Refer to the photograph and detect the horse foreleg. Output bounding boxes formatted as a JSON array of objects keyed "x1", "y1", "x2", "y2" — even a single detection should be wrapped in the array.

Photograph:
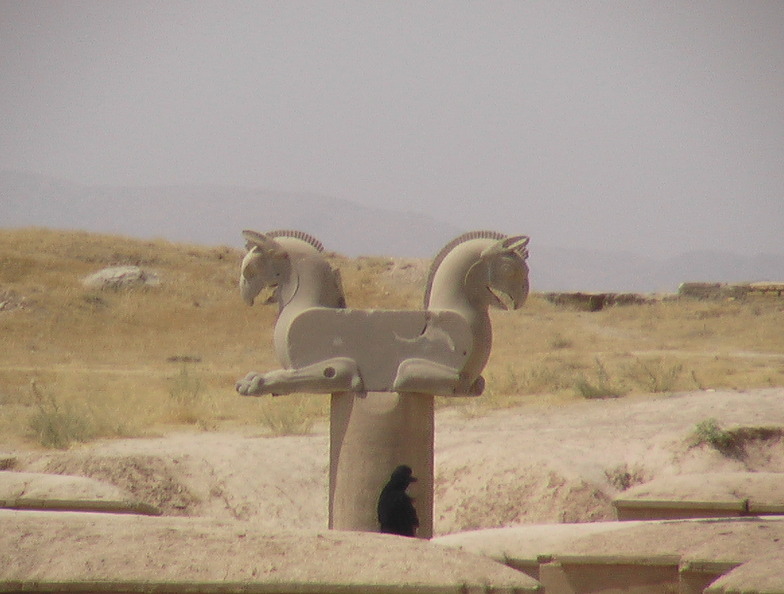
[{"x1": 236, "y1": 357, "x2": 363, "y2": 396}]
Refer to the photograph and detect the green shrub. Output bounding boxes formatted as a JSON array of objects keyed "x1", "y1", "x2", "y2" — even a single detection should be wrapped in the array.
[
  {"x1": 689, "y1": 418, "x2": 737, "y2": 455},
  {"x1": 690, "y1": 420, "x2": 784, "y2": 459}
]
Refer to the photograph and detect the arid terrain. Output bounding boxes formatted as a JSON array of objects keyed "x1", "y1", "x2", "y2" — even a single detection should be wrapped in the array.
[
  {"x1": 4, "y1": 387, "x2": 784, "y2": 537},
  {"x1": 1, "y1": 229, "x2": 784, "y2": 588}
]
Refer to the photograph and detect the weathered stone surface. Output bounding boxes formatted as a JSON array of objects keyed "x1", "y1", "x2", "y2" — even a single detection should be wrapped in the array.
[
  {"x1": 437, "y1": 518, "x2": 784, "y2": 592},
  {"x1": 434, "y1": 523, "x2": 644, "y2": 579},
  {"x1": 329, "y1": 391, "x2": 435, "y2": 538},
  {"x1": 547, "y1": 517, "x2": 784, "y2": 559},
  {"x1": 286, "y1": 308, "x2": 472, "y2": 392},
  {"x1": 82, "y1": 265, "x2": 160, "y2": 289},
  {"x1": 0, "y1": 471, "x2": 160, "y2": 515},
  {"x1": 704, "y1": 551, "x2": 784, "y2": 593},
  {"x1": 614, "y1": 472, "x2": 784, "y2": 520},
  {"x1": 680, "y1": 519, "x2": 784, "y2": 592},
  {"x1": 0, "y1": 510, "x2": 541, "y2": 593},
  {"x1": 545, "y1": 517, "x2": 784, "y2": 593},
  {"x1": 237, "y1": 230, "x2": 530, "y2": 540}
]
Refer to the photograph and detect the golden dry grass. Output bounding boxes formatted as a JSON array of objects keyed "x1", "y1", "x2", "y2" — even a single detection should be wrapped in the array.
[{"x1": 1, "y1": 228, "x2": 782, "y2": 447}]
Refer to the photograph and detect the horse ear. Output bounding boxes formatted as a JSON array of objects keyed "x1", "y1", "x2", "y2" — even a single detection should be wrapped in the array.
[
  {"x1": 241, "y1": 230, "x2": 286, "y2": 256},
  {"x1": 242, "y1": 229, "x2": 264, "y2": 250},
  {"x1": 502, "y1": 235, "x2": 530, "y2": 259},
  {"x1": 481, "y1": 235, "x2": 530, "y2": 259}
]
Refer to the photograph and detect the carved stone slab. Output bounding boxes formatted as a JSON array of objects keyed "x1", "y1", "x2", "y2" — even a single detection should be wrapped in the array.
[
  {"x1": 285, "y1": 308, "x2": 472, "y2": 391},
  {"x1": 613, "y1": 472, "x2": 784, "y2": 520}
]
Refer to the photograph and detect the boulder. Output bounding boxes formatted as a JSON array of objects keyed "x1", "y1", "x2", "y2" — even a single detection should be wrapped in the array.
[{"x1": 82, "y1": 265, "x2": 160, "y2": 290}]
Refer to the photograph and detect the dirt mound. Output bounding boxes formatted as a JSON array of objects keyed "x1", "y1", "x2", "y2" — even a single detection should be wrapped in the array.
[
  {"x1": 0, "y1": 511, "x2": 541, "y2": 593},
  {"x1": 436, "y1": 466, "x2": 613, "y2": 530},
  {"x1": 21, "y1": 453, "x2": 198, "y2": 515},
  {"x1": 16, "y1": 431, "x2": 330, "y2": 529},
  {"x1": 433, "y1": 387, "x2": 784, "y2": 534}
]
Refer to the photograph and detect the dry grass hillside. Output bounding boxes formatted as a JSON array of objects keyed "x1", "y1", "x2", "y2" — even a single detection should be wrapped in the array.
[{"x1": 1, "y1": 228, "x2": 783, "y2": 450}]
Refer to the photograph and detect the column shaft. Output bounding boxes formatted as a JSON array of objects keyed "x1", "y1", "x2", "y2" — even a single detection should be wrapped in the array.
[{"x1": 329, "y1": 391, "x2": 434, "y2": 538}]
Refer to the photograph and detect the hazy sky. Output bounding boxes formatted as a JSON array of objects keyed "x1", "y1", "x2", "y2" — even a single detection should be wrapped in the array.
[{"x1": 2, "y1": 1, "x2": 783, "y2": 256}]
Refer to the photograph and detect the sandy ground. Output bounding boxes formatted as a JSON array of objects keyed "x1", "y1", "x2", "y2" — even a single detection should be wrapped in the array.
[{"x1": 4, "y1": 387, "x2": 784, "y2": 537}]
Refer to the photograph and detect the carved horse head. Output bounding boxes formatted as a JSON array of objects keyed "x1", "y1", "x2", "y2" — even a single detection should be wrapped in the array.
[
  {"x1": 423, "y1": 231, "x2": 530, "y2": 387},
  {"x1": 240, "y1": 229, "x2": 345, "y2": 311},
  {"x1": 424, "y1": 231, "x2": 530, "y2": 312}
]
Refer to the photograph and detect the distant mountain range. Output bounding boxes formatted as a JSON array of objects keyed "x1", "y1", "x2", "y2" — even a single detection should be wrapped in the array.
[
  {"x1": 2, "y1": 169, "x2": 782, "y2": 293},
  {"x1": 0, "y1": 169, "x2": 462, "y2": 259}
]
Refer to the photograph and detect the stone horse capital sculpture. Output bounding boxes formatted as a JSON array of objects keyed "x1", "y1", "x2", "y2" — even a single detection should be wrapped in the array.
[{"x1": 236, "y1": 229, "x2": 530, "y2": 537}]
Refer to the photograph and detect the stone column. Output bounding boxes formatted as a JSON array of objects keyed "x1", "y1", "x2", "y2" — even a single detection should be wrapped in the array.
[{"x1": 328, "y1": 391, "x2": 434, "y2": 539}]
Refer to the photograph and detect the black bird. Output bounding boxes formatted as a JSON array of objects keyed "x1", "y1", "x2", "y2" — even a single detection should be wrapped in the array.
[{"x1": 377, "y1": 465, "x2": 419, "y2": 537}]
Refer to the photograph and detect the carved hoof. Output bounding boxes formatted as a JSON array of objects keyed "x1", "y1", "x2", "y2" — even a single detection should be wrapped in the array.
[{"x1": 236, "y1": 372, "x2": 266, "y2": 396}]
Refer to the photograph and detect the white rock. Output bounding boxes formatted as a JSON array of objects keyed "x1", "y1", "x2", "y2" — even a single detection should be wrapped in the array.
[{"x1": 82, "y1": 266, "x2": 160, "y2": 290}]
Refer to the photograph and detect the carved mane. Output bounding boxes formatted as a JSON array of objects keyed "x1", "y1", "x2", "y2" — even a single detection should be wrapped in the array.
[
  {"x1": 266, "y1": 229, "x2": 325, "y2": 253},
  {"x1": 423, "y1": 230, "x2": 509, "y2": 307}
]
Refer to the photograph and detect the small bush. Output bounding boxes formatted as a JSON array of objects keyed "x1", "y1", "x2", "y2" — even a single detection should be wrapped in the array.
[
  {"x1": 575, "y1": 377, "x2": 624, "y2": 399},
  {"x1": 487, "y1": 363, "x2": 576, "y2": 399},
  {"x1": 28, "y1": 380, "x2": 95, "y2": 449},
  {"x1": 605, "y1": 463, "x2": 647, "y2": 491},
  {"x1": 575, "y1": 358, "x2": 625, "y2": 399},
  {"x1": 689, "y1": 418, "x2": 738, "y2": 455},
  {"x1": 518, "y1": 366, "x2": 567, "y2": 394},
  {"x1": 624, "y1": 358, "x2": 684, "y2": 393},
  {"x1": 689, "y1": 419, "x2": 784, "y2": 458},
  {"x1": 549, "y1": 333, "x2": 573, "y2": 350}
]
